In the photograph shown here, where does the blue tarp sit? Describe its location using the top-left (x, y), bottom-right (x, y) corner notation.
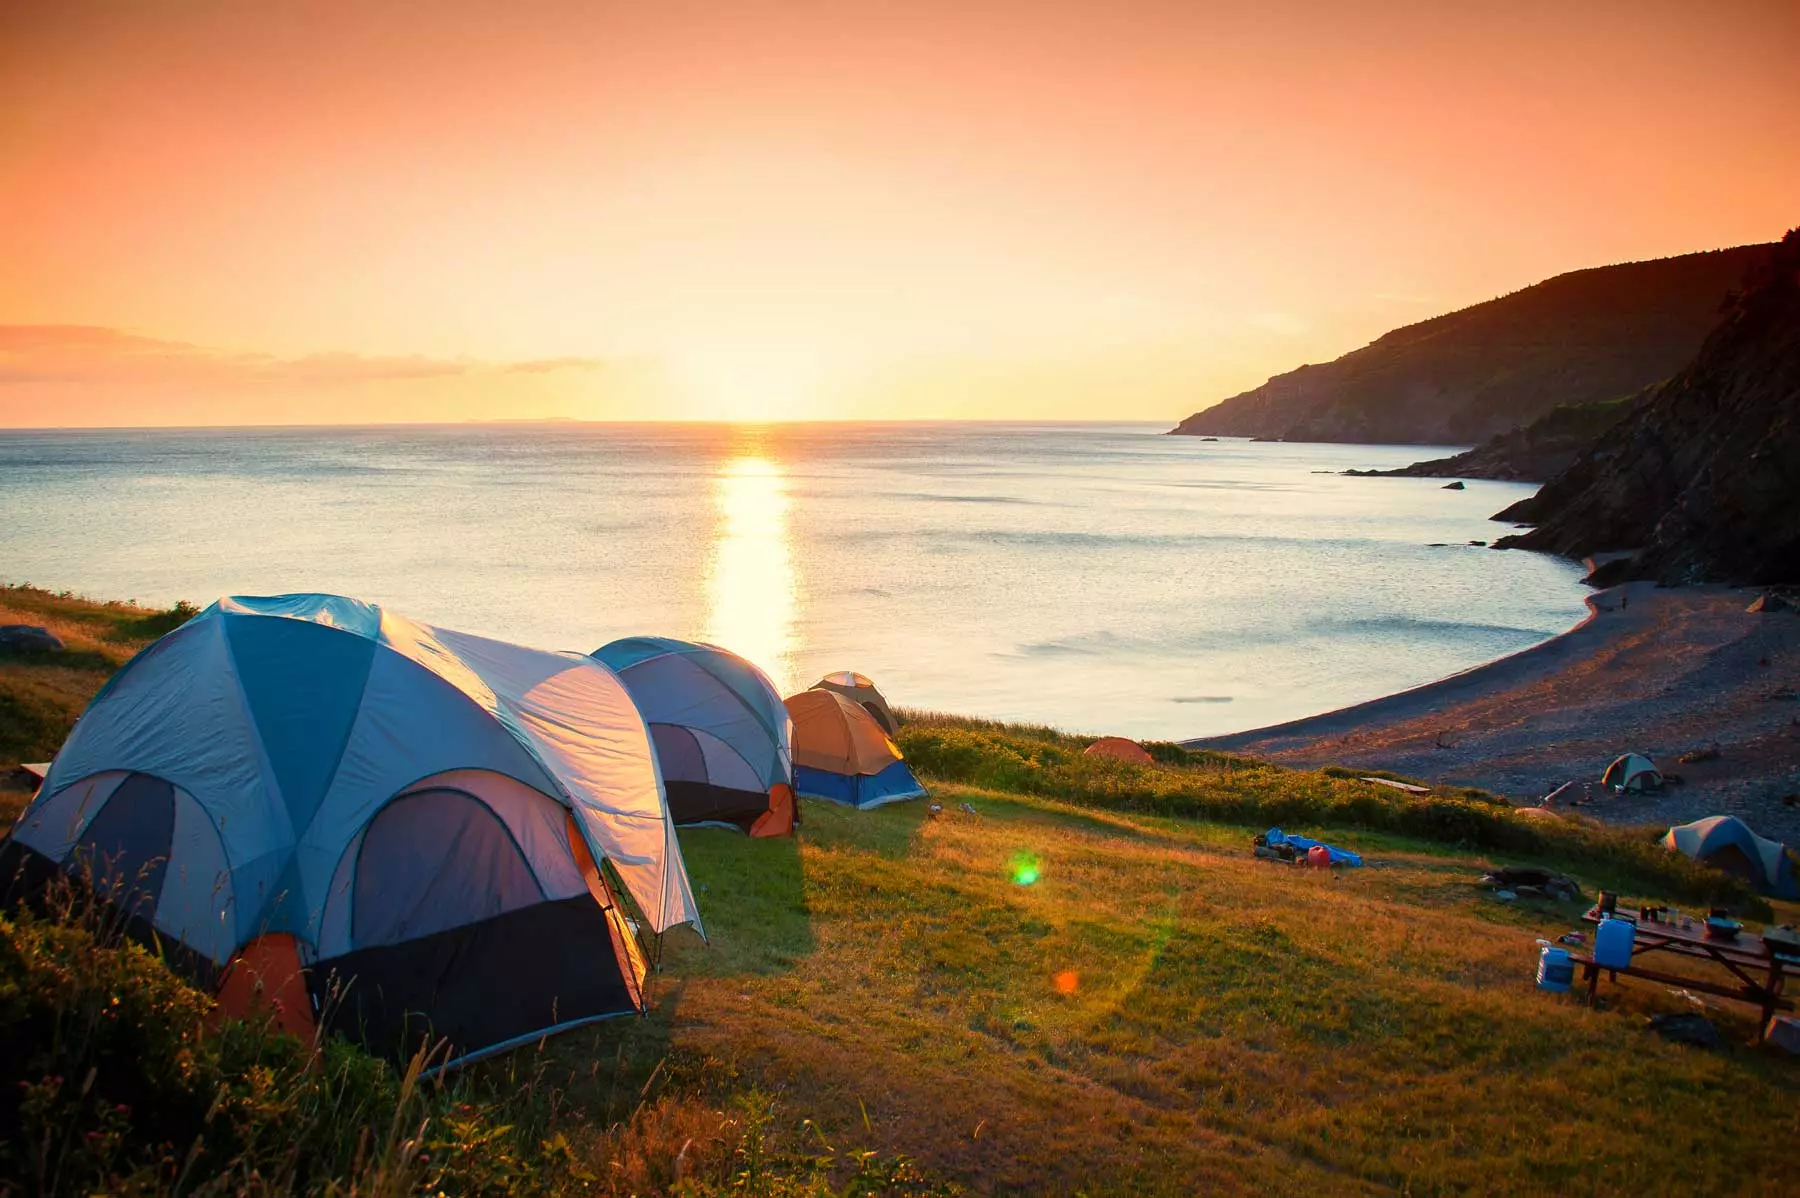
top-left (1264, 827), bottom-right (1363, 867)
top-left (794, 760), bottom-right (926, 809)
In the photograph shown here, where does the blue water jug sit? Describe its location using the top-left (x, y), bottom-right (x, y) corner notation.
top-left (1594, 916), bottom-right (1636, 970)
top-left (1536, 943), bottom-right (1573, 992)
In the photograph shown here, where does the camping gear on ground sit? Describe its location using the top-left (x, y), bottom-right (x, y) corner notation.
top-left (1482, 868), bottom-right (1581, 902)
top-left (1253, 831), bottom-right (1298, 862)
top-left (592, 636), bottom-right (796, 837)
top-left (1594, 917), bottom-right (1636, 969)
top-left (1574, 908), bottom-right (1797, 1042)
top-left (1260, 828), bottom-right (1362, 867)
top-left (1536, 942), bottom-right (1574, 992)
top-left (1662, 815), bottom-right (1800, 898)
top-left (1084, 736), bottom-right (1154, 765)
top-left (1601, 753), bottom-right (1662, 792)
top-left (0, 594), bottom-right (699, 1069)
top-left (808, 671), bottom-right (898, 736)
top-left (1647, 1013), bottom-right (1722, 1049)
top-left (1766, 1014), bottom-right (1800, 1054)
top-left (1306, 845), bottom-right (1331, 868)
top-left (784, 689), bottom-right (925, 808)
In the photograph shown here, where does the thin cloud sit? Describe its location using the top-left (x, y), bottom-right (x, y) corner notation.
top-left (0, 325), bottom-right (606, 387)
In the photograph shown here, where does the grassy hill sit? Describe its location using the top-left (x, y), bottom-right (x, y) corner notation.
top-left (3, 587), bottom-right (1798, 1194)
top-left (1172, 245), bottom-right (1772, 445)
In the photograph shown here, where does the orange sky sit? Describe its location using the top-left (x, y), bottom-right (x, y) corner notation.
top-left (2, 0), bottom-right (1796, 426)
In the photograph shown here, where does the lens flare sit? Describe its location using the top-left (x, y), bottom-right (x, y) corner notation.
top-left (1009, 852), bottom-right (1041, 886)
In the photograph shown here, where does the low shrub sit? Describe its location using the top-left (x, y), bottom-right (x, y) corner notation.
top-left (0, 883), bottom-right (951, 1196)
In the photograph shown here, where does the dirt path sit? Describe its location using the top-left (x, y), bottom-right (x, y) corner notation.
top-left (1190, 582), bottom-right (1800, 840)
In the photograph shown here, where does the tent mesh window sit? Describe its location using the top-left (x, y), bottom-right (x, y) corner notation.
top-left (352, 789), bottom-right (545, 949)
top-left (66, 771), bottom-right (176, 922)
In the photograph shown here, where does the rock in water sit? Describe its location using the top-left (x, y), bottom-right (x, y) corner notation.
top-left (1443, 480), bottom-right (1466, 490)
top-left (0, 625), bottom-right (64, 653)
top-left (1495, 228), bottom-right (1800, 586)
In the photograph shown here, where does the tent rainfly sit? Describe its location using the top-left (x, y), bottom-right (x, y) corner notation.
top-left (785, 689), bottom-right (925, 808)
top-left (1601, 753), bottom-right (1662, 793)
top-left (0, 594), bottom-right (701, 1068)
top-left (592, 636), bottom-right (796, 836)
top-left (1663, 815), bottom-right (1800, 899)
top-left (809, 671), bottom-right (899, 736)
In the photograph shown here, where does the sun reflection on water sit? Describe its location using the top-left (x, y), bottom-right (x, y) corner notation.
top-left (703, 443), bottom-right (799, 692)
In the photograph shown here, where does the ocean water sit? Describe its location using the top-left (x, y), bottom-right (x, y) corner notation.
top-left (0, 422), bottom-right (1589, 740)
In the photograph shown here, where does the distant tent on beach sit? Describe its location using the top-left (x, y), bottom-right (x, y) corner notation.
top-left (1663, 815), bottom-right (1800, 899)
top-left (810, 671), bottom-right (899, 736)
top-left (592, 636), bottom-right (796, 837)
top-left (1, 594), bottom-right (698, 1068)
top-left (1084, 736), bottom-right (1154, 765)
top-left (785, 689), bottom-right (925, 808)
top-left (1601, 753), bottom-right (1662, 792)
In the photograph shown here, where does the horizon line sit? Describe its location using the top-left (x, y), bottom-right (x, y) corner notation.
top-left (0, 416), bottom-right (1188, 434)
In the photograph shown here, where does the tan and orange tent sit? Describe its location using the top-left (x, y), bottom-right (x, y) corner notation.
top-left (809, 671), bottom-right (899, 736)
top-left (1083, 736), bottom-right (1154, 765)
top-left (785, 690), bottom-right (925, 808)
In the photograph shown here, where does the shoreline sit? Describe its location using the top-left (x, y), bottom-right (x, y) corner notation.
top-left (1190, 579), bottom-right (1800, 840)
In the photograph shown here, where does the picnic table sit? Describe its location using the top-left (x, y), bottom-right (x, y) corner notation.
top-left (1574, 908), bottom-right (1798, 1041)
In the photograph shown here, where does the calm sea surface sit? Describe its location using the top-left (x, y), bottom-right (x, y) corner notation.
top-left (0, 422), bottom-right (1589, 740)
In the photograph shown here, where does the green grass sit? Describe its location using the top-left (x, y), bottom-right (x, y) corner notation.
top-left (0, 585), bottom-right (195, 818)
top-left (4, 588), bottom-right (1798, 1194)
top-left (649, 792), bottom-right (1799, 1194)
top-left (894, 713), bottom-right (1773, 915)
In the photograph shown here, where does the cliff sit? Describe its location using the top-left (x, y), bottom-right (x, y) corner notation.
top-left (1172, 244), bottom-right (1772, 444)
top-left (1344, 391), bottom-right (1642, 482)
top-left (1494, 228), bottom-right (1800, 586)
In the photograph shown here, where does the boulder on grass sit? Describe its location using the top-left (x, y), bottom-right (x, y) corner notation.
top-left (0, 625), bottom-right (64, 653)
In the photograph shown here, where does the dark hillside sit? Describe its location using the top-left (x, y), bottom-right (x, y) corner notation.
top-left (1495, 228), bottom-right (1800, 586)
top-left (1346, 390), bottom-right (1643, 482)
top-left (1172, 244), bottom-right (1772, 444)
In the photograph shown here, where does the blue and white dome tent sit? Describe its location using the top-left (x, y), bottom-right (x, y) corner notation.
top-left (591, 636), bottom-right (796, 836)
top-left (2, 594), bottom-right (702, 1067)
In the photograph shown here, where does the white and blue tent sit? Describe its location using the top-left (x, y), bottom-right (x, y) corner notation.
top-left (2, 594), bottom-right (701, 1066)
top-left (591, 637), bottom-right (796, 836)
top-left (1663, 815), bottom-right (1800, 899)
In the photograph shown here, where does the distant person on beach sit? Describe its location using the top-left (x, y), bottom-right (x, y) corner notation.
top-left (1620, 594), bottom-right (1628, 611)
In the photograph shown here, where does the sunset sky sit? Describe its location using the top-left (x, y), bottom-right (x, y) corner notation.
top-left (2, 1), bottom-right (1796, 426)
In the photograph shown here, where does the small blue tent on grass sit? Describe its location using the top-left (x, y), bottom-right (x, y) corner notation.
top-left (783, 689), bottom-right (925, 808)
top-left (1663, 815), bottom-right (1800, 898)
top-left (2, 595), bottom-right (702, 1067)
top-left (592, 636), bottom-right (796, 836)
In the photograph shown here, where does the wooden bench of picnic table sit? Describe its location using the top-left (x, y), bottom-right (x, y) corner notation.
top-left (1571, 910), bottom-right (1797, 1042)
